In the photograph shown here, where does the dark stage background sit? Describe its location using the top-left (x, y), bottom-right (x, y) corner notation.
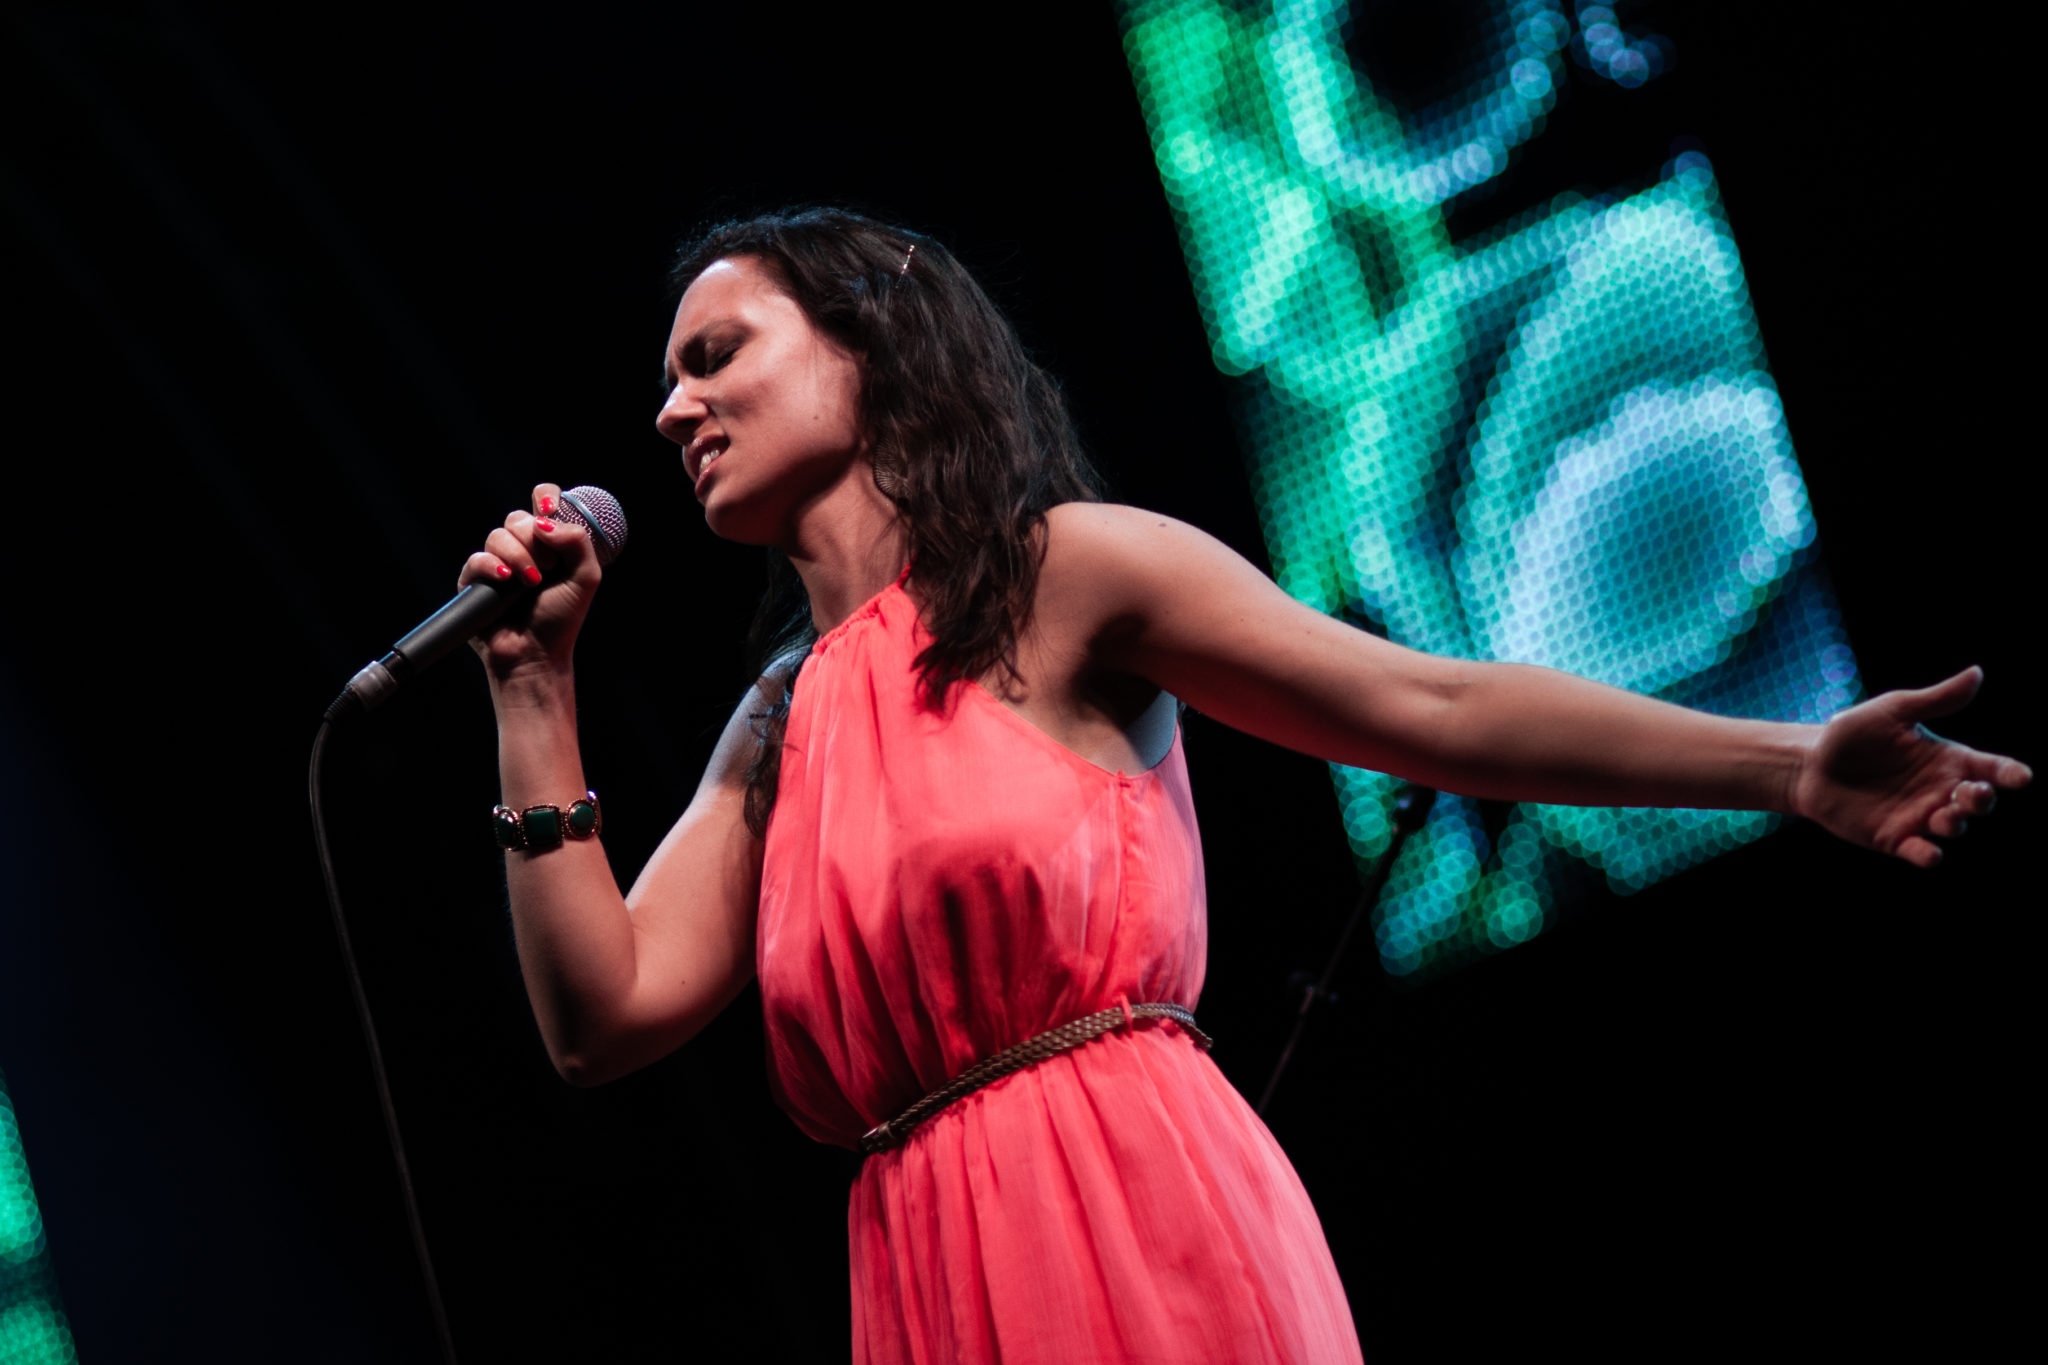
top-left (2, 3), bottom-right (2032, 1361)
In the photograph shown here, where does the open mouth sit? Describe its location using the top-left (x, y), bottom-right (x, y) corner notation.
top-left (691, 437), bottom-right (729, 486)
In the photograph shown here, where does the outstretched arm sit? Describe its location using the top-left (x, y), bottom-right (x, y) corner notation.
top-left (1046, 504), bottom-right (2029, 865)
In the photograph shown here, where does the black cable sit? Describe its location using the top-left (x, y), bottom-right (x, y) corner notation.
top-left (308, 717), bottom-right (460, 1365)
top-left (1256, 785), bottom-right (1436, 1118)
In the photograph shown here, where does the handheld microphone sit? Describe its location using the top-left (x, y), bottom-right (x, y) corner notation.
top-left (326, 486), bottom-right (628, 720)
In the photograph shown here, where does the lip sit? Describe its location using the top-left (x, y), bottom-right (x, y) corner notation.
top-left (686, 434), bottom-right (728, 495)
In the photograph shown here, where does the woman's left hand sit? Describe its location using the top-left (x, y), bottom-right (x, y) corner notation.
top-left (1790, 667), bottom-right (2031, 867)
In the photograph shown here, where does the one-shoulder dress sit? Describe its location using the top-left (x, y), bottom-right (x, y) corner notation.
top-left (756, 578), bottom-right (1362, 1365)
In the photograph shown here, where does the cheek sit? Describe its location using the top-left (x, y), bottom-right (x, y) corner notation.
top-left (817, 391), bottom-right (857, 434)
top-left (821, 367), bottom-right (863, 436)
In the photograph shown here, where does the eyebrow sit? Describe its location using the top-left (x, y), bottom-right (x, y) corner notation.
top-left (659, 321), bottom-right (740, 396)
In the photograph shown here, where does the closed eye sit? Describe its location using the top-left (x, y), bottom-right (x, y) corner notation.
top-left (662, 324), bottom-right (745, 396)
top-left (683, 331), bottom-right (742, 379)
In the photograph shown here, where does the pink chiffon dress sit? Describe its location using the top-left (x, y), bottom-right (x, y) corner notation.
top-left (756, 578), bottom-right (1363, 1364)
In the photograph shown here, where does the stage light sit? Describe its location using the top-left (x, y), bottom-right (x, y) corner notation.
top-left (1121, 0), bottom-right (1860, 977)
top-left (0, 1080), bottom-right (78, 1364)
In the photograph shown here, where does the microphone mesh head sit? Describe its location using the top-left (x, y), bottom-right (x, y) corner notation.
top-left (555, 486), bottom-right (628, 566)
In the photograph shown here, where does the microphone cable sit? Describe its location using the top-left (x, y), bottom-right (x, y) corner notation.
top-left (308, 717), bottom-right (460, 1365)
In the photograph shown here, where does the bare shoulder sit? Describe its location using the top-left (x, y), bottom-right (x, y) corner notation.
top-left (1039, 501), bottom-right (1222, 596)
top-left (1035, 503), bottom-right (1174, 651)
top-left (1037, 502), bottom-right (1270, 644)
top-left (1041, 500), bottom-right (1195, 566)
top-left (1037, 500), bottom-right (1421, 706)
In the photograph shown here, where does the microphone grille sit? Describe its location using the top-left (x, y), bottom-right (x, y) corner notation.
top-left (555, 486), bottom-right (628, 566)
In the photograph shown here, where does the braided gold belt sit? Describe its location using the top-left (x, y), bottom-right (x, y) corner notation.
top-left (858, 1000), bottom-right (1212, 1157)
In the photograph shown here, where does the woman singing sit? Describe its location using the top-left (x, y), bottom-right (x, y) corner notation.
top-left (460, 208), bottom-right (2026, 1364)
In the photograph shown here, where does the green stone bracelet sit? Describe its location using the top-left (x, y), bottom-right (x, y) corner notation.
top-left (492, 791), bottom-right (601, 853)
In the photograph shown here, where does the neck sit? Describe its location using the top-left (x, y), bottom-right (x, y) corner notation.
top-left (784, 461), bottom-right (909, 634)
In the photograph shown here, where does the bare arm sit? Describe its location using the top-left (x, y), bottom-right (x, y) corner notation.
top-left (493, 670), bottom-right (765, 1085)
top-left (1044, 504), bottom-right (2028, 864)
top-left (469, 484), bottom-right (763, 1085)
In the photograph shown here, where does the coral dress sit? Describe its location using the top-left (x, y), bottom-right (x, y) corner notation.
top-left (757, 579), bottom-right (1362, 1365)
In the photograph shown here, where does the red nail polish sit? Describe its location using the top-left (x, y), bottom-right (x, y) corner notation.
top-left (523, 565), bottom-right (543, 585)
top-left (534, 518), bottom-right (556, 533)
top-left (540, 496), bottom-right (556, 515)
top-left (495, 564), bottom-right (513, 579)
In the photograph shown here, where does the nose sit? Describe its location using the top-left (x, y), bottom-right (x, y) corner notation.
top-left (656, 382), bottom-right (707, 446)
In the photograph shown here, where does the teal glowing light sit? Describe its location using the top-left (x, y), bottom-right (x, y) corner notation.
top-left (1120, 0), bottom-right (1860, 976)
top-left (0, 1075), bottom-right (77, 1365)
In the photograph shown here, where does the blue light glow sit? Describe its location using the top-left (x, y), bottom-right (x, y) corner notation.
top-left (1122, 0), bottom-right (1861, 976)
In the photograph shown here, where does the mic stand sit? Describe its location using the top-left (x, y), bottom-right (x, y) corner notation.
top-left (1255, 784), bottom-right (1436, 1117)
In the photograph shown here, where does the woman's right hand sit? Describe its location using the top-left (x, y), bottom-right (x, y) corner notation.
top-left (459, 481), bottom-right (604, 686)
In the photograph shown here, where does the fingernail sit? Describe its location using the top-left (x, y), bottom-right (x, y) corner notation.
top-left (523, 565), bottom-right (543, 585)
top-left (540, 496), bottom-right (556, 515)
top-left (495, 564), bottom-right (513, 580)
top-left (535, 518), bottom-right (556, 533)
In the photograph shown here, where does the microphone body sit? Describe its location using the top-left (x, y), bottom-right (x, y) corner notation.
top-left (327, 486), bottom-right (626, 721)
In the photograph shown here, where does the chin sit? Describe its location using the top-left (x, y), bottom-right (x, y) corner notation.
top-left (701, 499), bottom-right (784, 549)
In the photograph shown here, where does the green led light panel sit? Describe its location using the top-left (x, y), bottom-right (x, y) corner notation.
top-left (0, 1073), bottom-right (77, 1364)
top-left (1119, 0), bottom-right (1860, 976)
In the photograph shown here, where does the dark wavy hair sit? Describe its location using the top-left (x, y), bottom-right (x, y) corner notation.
top-left (669, 208), bottom-right (1107, 834)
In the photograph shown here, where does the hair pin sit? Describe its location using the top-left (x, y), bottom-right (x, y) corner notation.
top-left (899, 243), bottom-right (917, 277)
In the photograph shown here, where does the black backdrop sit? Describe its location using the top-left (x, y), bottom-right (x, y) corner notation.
top-left (2, 3), bottom-right (2032, 1361)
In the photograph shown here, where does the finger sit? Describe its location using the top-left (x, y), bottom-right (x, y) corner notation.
top-left (457, 549), bottom-right (517, 590)
top-left (1895, 835), bottom-right (1943, 869)
top-left (1952, 780), bottom-right (1998, 817)
top-left (487, 525), bottom-right (545, 585)
top-left (1990, 756), bottom-right (2034, 789)
top-left (1895, 666), bottom-right (1984, 722)
top-left (1957, 750), bottom-right (2032, 791)
top-left (505, 508), bottom-right (569, 569)
top-left (533, 482), bottom-right (563, 518)
top-left (1928, 805), bottom-right (1968, 839)
top-left (530, 505), bottom-right (599, 579)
